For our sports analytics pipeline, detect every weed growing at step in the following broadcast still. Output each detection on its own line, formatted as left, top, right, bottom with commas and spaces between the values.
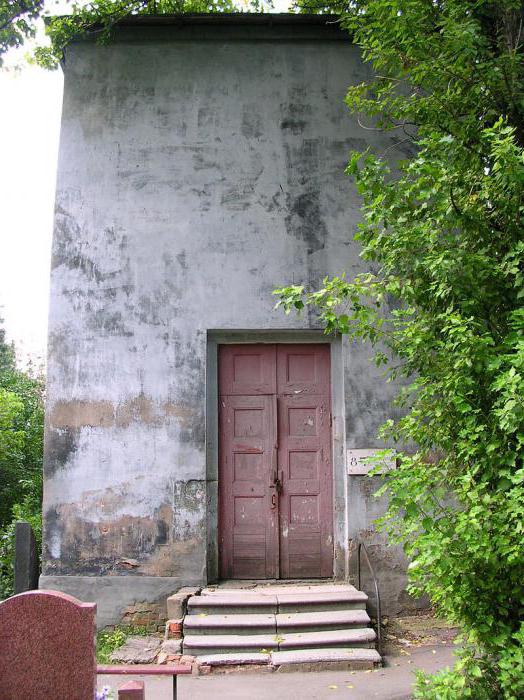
96, 626, 151, 664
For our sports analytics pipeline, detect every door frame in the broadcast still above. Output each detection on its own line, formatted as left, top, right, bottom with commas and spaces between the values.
206, 330, 348, 582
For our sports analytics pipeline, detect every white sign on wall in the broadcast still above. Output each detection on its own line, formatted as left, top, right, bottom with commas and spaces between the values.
346, 449, 396, 475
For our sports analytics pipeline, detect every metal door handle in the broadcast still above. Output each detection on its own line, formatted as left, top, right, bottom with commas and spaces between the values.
271, 493, 277, 509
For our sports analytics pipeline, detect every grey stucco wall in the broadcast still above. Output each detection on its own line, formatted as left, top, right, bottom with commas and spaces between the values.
41, 18, 421, 626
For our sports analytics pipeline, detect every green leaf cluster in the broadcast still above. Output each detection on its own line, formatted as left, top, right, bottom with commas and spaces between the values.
35, 1, 241, 68
276, 1, 524, 696
0, 0, 44, 64
0, 0, 275, 67
0, 321, 44, 599
96, 625, 150, 663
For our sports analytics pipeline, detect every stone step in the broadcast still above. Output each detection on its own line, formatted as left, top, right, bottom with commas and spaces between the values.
183, 609, 371, 635
184, 627, 375, 656
271, 647, 381, 672
200, 583, 358, 596
276, 590, 368, 612
183, 633, 278, 656
278, 627, 376, 650
187, 594, 278, 615
276, 609, 370, 632
196, 652, 271, 668
183, 613, 276, 635
186, 589, 367, 615
193, 648, 381, 672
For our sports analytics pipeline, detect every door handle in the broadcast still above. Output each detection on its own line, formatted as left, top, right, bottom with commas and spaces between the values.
271, 493, 277, 509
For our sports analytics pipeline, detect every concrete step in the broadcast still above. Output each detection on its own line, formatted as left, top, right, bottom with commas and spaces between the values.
187, 594, 278, 615
277, 590, 368, 612
278, 627, 376, 650
277, 609, 370, 632
183, 633, 278, 656
184, 609, 370, 635
186, 589, 367, 615
200, 583, 358, 596
182, 584, 381, 669
195, 652, 271, 668
183, 613, 276, 635
271, 647, 381, 671
184, 627, 376, 656
193, 648, 381, 673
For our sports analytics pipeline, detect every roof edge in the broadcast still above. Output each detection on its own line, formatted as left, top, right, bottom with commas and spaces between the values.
44, 12, 344, 29
114, 12, 342, 27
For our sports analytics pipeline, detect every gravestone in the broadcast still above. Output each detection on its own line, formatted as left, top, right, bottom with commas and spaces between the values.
0, 589, 96, 700
118, 680, 145, 699
14, 521, 39, 593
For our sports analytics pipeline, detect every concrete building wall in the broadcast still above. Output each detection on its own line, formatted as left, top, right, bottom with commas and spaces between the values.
41, 17, 421, 627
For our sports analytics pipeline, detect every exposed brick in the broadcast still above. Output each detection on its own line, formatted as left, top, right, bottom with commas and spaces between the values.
165, 618, 183, 639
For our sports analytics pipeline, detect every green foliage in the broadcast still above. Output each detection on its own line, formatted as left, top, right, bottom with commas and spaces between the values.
96, 625, 151, 663
0, 0, 44, 64
35, 0, 237, 68
276, 1, 524, 696
1, 0, 276, 67
96, 628, 129, 664
0, 321, 44, 599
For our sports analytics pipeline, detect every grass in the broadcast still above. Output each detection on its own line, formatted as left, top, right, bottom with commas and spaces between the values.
96, 625, 151, 664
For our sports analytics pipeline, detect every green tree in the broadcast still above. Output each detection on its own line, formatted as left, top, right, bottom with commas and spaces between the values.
36, 0, 241, 67
0, 321, 44, 598
0, 0, 273, 67
0, 0, 44, 62
276, 1, 524, 697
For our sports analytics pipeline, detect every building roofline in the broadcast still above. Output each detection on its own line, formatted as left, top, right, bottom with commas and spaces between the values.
111, 12, 342, 27
51, 13, 350, 64
46, 12, 348, 40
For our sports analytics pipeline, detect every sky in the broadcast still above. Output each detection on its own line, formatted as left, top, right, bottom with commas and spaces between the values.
0, 1, 289, 367
1, 0, 67, 367
0, 62, 62, 366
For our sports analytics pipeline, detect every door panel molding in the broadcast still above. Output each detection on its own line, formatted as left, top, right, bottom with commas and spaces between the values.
218, 393, 278, 579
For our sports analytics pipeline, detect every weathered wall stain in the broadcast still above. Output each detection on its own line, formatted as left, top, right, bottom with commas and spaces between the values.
49, 396, 198, 430
43, 482, 206, 578
284, 139, 328, 255
44, 427, 79, 478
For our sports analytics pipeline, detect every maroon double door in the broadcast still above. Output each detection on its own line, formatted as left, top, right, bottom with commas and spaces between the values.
218, 344, 333, 580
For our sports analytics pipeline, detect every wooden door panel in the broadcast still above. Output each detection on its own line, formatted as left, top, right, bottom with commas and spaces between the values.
277, 389, 333, 579
277, 344, 331, 396
218, 394, 278, 579
219, 344, 276, 396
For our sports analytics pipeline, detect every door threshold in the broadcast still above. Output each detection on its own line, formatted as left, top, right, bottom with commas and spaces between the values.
208, 578, 340, 590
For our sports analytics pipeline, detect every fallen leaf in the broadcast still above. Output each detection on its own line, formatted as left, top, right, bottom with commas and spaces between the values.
432, 650, 436, 654
346, 685, 354, 689
328, 685, 338, 690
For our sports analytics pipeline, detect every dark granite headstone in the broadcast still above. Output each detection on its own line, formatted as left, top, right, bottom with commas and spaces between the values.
14, 521, 39, 593
0, 589, 96, 700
